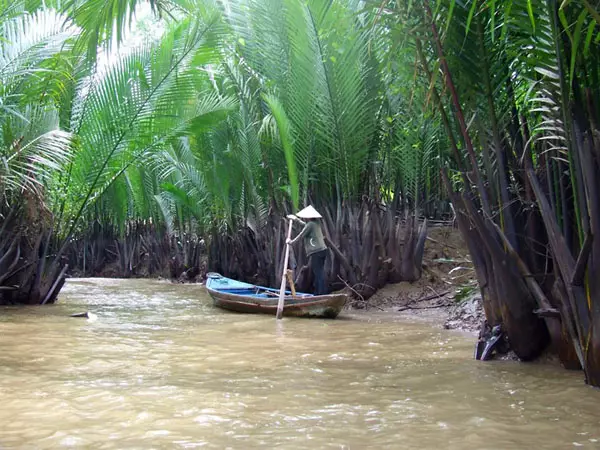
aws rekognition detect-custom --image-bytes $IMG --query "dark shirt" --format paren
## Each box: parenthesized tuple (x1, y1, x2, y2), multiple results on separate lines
(294, 221, 327, 256)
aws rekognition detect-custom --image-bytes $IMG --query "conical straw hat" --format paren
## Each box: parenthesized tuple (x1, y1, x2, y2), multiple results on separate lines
(296, 205, 322, 219)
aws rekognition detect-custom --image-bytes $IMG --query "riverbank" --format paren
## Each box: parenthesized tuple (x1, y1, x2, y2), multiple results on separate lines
(70, 225, 483, 333)
(347, 226, 484, 334)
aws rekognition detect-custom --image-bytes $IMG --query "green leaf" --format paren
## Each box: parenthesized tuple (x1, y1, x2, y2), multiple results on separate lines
(444, 0, 456, 35)
(489, 0, 495, 42)
(263, 93, 299, 210)
(558, 8, 572, 42)
(569, 9, 587, 86)
(527, 0, 536, 31)
(584, 19, 596, 56)
(465, 0, 478, 37)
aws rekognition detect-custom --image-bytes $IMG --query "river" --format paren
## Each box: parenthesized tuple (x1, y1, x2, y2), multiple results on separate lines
(0, 278, 598, 448)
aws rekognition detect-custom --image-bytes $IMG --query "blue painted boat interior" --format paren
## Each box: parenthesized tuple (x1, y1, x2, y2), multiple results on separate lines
(206, 273, 310, 298)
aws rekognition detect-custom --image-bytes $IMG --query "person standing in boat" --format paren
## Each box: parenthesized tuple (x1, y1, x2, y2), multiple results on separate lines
(286, 205, 328, 295)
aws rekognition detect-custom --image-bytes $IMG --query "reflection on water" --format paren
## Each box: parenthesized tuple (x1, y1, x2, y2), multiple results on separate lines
(0, 278, 598, 449)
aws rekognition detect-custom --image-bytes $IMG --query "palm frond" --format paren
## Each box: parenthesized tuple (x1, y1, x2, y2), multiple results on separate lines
(0, 8, 76, 107)
(1, 129, 73, 197)
(58, 7, 232, 238)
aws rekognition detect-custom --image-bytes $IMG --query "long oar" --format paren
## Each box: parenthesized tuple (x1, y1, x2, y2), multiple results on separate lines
(276, 218, 294, 320)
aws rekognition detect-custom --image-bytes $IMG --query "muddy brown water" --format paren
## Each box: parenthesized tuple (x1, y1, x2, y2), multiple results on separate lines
(0, 279, 598, 449)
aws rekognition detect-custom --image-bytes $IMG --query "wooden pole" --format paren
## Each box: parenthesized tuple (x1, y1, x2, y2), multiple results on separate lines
(276, 219, 294, 319)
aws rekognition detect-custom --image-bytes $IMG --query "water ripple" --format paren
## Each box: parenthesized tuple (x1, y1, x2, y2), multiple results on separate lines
(0, 278, 598, 449)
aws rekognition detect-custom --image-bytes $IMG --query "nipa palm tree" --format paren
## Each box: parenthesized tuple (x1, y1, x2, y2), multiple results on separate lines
(399, 0, 600, 387)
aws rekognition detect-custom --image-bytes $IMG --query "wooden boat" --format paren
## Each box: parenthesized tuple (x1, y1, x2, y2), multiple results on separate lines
(205, 273, 347, 318)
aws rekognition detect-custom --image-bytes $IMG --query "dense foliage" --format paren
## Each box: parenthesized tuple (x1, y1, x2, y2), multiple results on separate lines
(0, 0, 446, 297)
(1, 0, 448, 239)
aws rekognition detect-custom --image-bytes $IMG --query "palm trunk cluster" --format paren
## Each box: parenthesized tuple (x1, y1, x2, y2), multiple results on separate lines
(0, 198, 66, 305)
(65, 221, 206, 281)
(419, 0, 600, 385)
(209, 200, 428, 300)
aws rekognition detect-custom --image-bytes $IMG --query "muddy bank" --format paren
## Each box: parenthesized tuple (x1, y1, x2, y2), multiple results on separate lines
(348, 226, 484, 333)
(349, 281, 484, 334)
